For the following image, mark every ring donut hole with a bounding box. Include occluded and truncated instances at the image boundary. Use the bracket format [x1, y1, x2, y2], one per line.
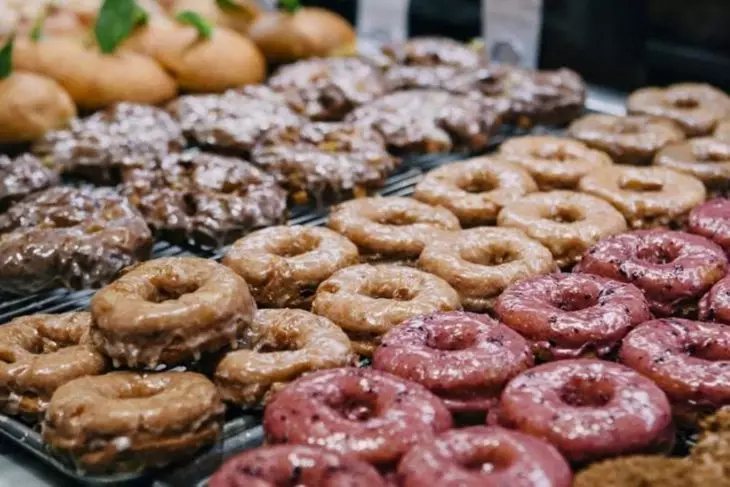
[559, 374, 615, 408]
[458, 173, 498, 193]
[635, 241, 680, 266]
[332, 393, 379, 422]
[364, 280, 417, 301]
[530, 144, 581, 162]
[612, 121, 642, 135]
[541, 204, 585, 224]
[461, 444, 516, 474]
[551, 288, 600, 312]
[373, 209, 422, 227]
[667, 93, 701, 110]
[145, 279, 201, 303]
[426, 322, 478, 351]
[270, 232, 320, 258]
[618, 174, 665, 193]
[460, 242, 520, 267]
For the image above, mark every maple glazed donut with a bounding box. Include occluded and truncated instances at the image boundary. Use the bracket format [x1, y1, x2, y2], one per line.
[42, 371, 224, 473]
[312, 264, 461, 356]
[495, 273, 651, 361]
[412, 156, 537, 227]
[372, 311, 533, 415]
[0, 312, 107, 417]
[655, 138, 730, 196]
[688, 198, 730, 255]
[397, 426, 572, 487]
[496, 359, 675, 464]
[214, 309, 356, 407]
[263, 367, 453, 468]
[418, 227, 555, 312]
[223, 226, 359, 309]
[90, 257, 256, 368]
[575, 230, 727, 317]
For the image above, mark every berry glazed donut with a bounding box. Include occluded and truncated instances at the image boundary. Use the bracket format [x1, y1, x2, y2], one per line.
[209, 445, 386, 487]
[689, 198, 730, 255]
[90, 257, 256, 368]
[327, 196, 460, 262]
[397, 426, 572, 487]
[575, 230, 727, 317]
[495, 359, 675, 464]
[223, 226, 359, 309]
[497, 191, 628, 268]
[655, 138, 730, 196]
[263, 367, 453, 467]
[497, 136, 612, 190]
[700, 276, 730, 325]
[495, 273, 651, 361]
[567, 114, 685, 165]
[42, 371, 224, 473]
[578, 166, 706, 229]
[412, 157, 537, 227]
[418, 227, 555, 312]
[214, 309, 356, 407]
[0, 312, 107, 417]
[372, 311, 533, 415]
[627, 83, 730, 137]
[312, 264, 461, 356]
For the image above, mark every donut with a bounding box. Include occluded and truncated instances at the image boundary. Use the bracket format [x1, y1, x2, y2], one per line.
[418, 227, 555, 312]
[578, 166, 706, 229]
[627, 83, 730, 137]
[655, 138, 730, 196]
[496, 359, 675, 464]
[0, 154, 59, 211]
[495, 273, 651, 361]
[497, 136, 612, 190]
[620, 318, 730, 411]
[42, 371, 224, 473]
[90, 257, 256, 368]
[575, 230, 727, 317]
[312, 264, 461, 356]
[214, 309, 356, 407]
[412, 157, 537, 227]
[223, 226, 359, 309]
[397, 426, 572, 487]
[263, 367, 453, 467]
[209, 445, 386, 487]
[379, 36, 484, 69]
[0, 312, 107, 417]
[715, 120, 730, 142]
[688, 198, 730, 255]
[567, 114, 685, 165]
[497, 191, 627, 268]
[700, 276, 730, 324]
[327, 196, 460, 262]
[372, 311, 533, 414]
[572, 456, 713, 487]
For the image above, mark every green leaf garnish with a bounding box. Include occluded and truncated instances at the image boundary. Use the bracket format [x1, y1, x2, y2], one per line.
[0, 34, 14, 80]
[278, 0, 300, 13]
[216, 0, 240, 11]
[176, 11, 214, 39]
[94, 0, 148, 54]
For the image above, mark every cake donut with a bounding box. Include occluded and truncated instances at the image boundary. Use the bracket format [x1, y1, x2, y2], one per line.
[497, 136, 612, 190]
[655, 138, 730, 196]
[567, 114, 684, 165]
[578, 166, 706, 229]
[0, 312, 107, 417]
[90, 257, 256, 368]
[223, 226, 359, 309]
[497, 191, 628, 268]
[495, 273, 651, 361]
[214, 309, 356, 407]
[700, 276, 730, 325]
[688, 198, 730, 255]
[495, 359, 674, 464]
[627, 83, 730, 137]
[372, 311, 533, 415]
[312, 264, 461, 356]
[397, 426, 572, 487]
[412, 157, 537, 227]
[418, 227, 555, 312]
[209, 445, 386, 487]
[263, 367, 453, 467]
[42, 371, 224, 473]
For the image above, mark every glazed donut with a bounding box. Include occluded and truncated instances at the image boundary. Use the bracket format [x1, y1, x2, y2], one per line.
[620, 318, 730, 410]
[90, 257, 256, 368]
[214, 309, 356, 407]
[498, 136, 612, 190]
[495, 273, 651, 361]
[655, 138, 730, 196]
[327, 196, 460, 262]
[578, 166, 706, 229]
[209, 445, 386, 487]
[497, 191, 627, 268]
[0, 154, 59, 211]
[223, 226, 359, 309]
[418, 227, 555, 312]
[496, 359, 674, 464]
[312, 264, 461, 355]
[627, 83, 730, 136]
[688, 198, 730, 255]
[412, 157, 537, 227]
[372, 311, 533, 414]
[715, 119, 730, 142]
[379, 37, 484, 69]
[575, 230, 727, 317]
[567, 114, 684, 165]
[397, 426, 572, 487]
[0, 312, 107, 417]
[573, 456, 710, 487]
[263, 367, 453, 467]
[700, 276, 730, 325]
[42, 371, 224, 473]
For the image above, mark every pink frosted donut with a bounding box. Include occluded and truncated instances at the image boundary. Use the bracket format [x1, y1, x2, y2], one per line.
[700, 275, 730, 324]
[688, 198, 730, 256]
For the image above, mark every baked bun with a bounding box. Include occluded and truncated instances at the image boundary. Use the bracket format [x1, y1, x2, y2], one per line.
[159, 0, 262, 33]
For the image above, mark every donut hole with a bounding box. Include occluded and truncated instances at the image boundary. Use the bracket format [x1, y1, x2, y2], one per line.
[543, 206, 584, 224]
[147, 281, 201, 303]
[670, 95, 700, 109]
[559, 375, 615, 408]
[461, 244, 518, 267]
[426, 324, 477, 351]
[636, 244, 678, 265]
[274, 234, 320, 258]
[374, 210, 419, 227]
[334, 395, 379, 422]
[619, 176, 664, 192]
[462, 445, 515, 474]
[459, 174, 497, 193]
[613, 123, 641, 135]
[553, 289, 598, 311]
[532, 145, 579, 162]
[366, 282, 416, 301]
